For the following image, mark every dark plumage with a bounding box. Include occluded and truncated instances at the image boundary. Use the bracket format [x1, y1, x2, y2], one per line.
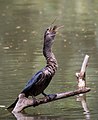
[7, 25, 58, 111]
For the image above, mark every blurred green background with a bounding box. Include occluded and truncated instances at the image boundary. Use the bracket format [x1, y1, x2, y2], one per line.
[0, 0, 98, 119]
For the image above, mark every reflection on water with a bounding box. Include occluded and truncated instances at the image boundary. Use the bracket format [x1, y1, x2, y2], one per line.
[0, 0, 98, 120]
[12, 112, 63, 120]
[12, 111, 91, 120]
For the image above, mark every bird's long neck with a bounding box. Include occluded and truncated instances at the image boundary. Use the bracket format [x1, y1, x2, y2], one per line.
[43, 40, 58, 73]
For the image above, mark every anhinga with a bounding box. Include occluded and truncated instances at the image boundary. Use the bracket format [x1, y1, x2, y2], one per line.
[7, 25, 59, 112]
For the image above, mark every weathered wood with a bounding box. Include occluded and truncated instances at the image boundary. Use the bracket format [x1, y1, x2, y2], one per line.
[31, 88, 91, 106]
[76, 55, 90, 114]
[12, 88, 90, 113]
[76, 55, 89, 89]
[80, 55, 89, 76]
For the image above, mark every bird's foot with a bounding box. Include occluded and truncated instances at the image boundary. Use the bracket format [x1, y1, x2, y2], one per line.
[12, 94, 33, 113]
[42, 92, 57, 100]
[45, 94, 57, 100]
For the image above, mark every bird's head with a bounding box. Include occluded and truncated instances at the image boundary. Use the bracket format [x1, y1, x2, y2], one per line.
[44, 25, 57, 42]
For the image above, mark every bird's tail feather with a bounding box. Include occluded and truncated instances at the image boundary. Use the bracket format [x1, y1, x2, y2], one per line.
[7, 98, 18, 112]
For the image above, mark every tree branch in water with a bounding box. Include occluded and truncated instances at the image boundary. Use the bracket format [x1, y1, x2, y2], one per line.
[12, 87, 90, 113]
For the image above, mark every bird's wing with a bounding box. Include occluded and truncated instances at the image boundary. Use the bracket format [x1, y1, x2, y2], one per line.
[7, 70, 44, 112]
[21, 70, 44, 94]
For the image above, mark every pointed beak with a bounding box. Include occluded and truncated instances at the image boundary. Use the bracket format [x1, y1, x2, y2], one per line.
[55, 25, 64, 31]
[51, 25, 64, 33]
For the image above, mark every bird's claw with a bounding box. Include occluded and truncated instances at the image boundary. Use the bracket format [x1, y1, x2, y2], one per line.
[45, 94, 57, 100]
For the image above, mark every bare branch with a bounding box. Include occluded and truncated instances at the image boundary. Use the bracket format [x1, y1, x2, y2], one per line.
[76, 55, 90, 114]
[12, 88, 90, 113]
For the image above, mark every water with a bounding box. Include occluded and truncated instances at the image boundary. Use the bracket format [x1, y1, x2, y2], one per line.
[0, 0, 98, 119]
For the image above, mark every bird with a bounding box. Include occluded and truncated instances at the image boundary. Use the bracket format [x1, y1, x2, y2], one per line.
[7, 25, 59, 112]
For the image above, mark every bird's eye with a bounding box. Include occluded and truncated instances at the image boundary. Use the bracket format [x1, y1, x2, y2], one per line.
[46, 30, 50, 34]
[46, 29, 50, 35]
[44, 28, 50, 36]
